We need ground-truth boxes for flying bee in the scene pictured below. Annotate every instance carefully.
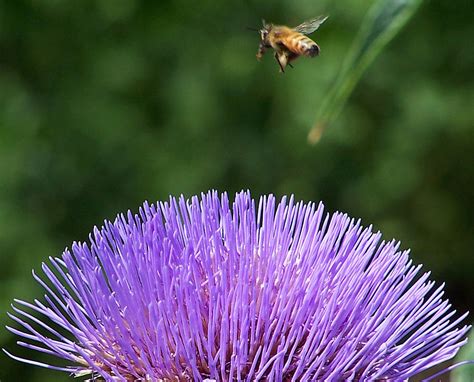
[256,15,328,73]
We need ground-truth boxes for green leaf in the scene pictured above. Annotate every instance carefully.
[308,0,423,144]
[451,326,474,382]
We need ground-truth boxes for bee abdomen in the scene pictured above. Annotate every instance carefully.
[291,35,320,57]
[306,42,320,57]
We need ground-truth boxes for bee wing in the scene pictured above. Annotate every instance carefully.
[294,15,328,35]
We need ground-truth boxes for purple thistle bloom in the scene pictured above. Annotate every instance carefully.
[4,191,471,381]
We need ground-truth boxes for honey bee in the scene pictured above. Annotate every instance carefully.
[256,15,328,73]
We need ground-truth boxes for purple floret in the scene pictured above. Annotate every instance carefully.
[4,191,470,381]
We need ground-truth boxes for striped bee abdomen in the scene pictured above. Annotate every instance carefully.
[288,33,320,57]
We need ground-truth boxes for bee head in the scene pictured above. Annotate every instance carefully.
[259,20,271,42]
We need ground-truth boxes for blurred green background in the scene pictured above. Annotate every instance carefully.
[0,0,473,380]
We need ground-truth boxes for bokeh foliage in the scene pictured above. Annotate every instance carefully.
[310,0,423,143]
[0,0,473,380]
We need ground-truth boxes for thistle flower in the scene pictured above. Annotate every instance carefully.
[4,191,471,381]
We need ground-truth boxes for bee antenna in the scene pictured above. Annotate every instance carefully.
[246,26,259,32]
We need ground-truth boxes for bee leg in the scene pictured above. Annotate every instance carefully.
[287,52,298,69]
[274,52,286,73]
[256,44,266,61]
